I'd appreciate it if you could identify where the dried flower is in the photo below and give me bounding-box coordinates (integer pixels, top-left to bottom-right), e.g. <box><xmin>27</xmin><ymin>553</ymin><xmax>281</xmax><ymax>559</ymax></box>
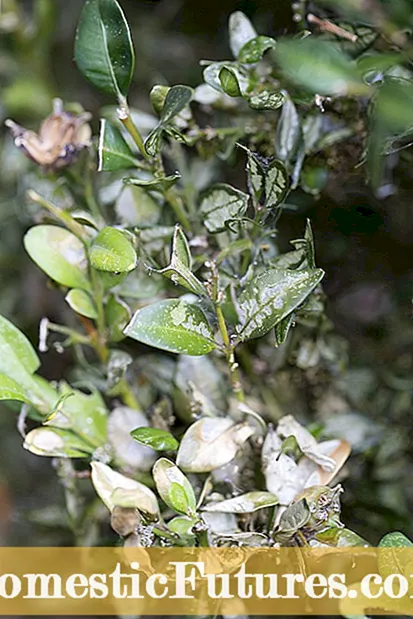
<box><xmin>5</xmin><ymin>98</ymin><xmax>92</xmax><ymax>170</ymax></box>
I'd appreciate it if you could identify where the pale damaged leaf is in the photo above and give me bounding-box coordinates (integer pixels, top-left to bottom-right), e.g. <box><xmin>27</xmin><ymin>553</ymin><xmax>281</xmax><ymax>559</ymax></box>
<box><xmin>177</xmin><ymin>417</ymin><xmax>255</xmax><ymax>473</ymax></box>
<box><xmin>91</xmin><ymin>461</ymin><xmax>160</xmax><ymax>517</ymax></box>
<box><xmin>200</xmin><ymin>183</ymin><xmax>249</xmax><ymax>233</ymax></box>
<box><xmin>203</xmin><ymin>491</ymin><xmax>278</xmax><ymax>513</ymax></box>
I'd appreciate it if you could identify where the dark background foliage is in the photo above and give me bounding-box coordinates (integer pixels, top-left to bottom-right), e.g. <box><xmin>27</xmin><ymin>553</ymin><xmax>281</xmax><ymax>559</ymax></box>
<box><xmin>1</xmin><ymin>0</ymin><xmax>413</xmax><ymax>546</ymax></box>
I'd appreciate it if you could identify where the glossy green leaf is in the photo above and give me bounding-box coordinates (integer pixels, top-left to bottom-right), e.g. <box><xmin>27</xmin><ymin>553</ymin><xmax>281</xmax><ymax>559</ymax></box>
<box><xmin>152</xmin><ymin>457</ymin><xmax>197</xmax><ymax>515</ymax></box>
<box><xmin>98</xmin><ymin>119</ymin><xmax>138</xmax><ymax>171</ymax></box>
<box><xmin>219</xmin><ymin>66</ymin><xmax>242</xmax><ymax>97</ymax></box>
<box><xmin>248</xmin><ymin>90</ymin><xmax>284</xmax><ymax>110</ymax></box>
<box><xmin>124</xmin><ymin>173</ymin><xmax>181</xmax><ymax>192</ymax></box>
<box><xmin>274</xmin><ymin>312</ymin><xmax>295</xmax><ymax>346</ymax></box>
<box><xmin>24</xmin><ymin>427</ymin><xmax>93</xmax><ymax>458</ymax></box>
<box><xmin>275</xmin><ymin>38</ymin><xmax>363</xmax><ymax>96</ymax></box>
<box><xmin>200</xmin><ymin>183</ymin><xmax>249</xmax><ymax>233</ymax></box>
<box><xmin>228</xmin><ymin>11</ymin><xmax>257</xmax><ymax>58</ymax></box>
<box><xmin>124</xmin><ymin>299</ymin><xmax>215</xmax><ymax>356</ymax></box>
<box><xmin>74</xmin><ymin>0</ymin><xmax>135</xmax><ymax>99</ymax></box>
<box><xmin>0</xmin><ymin>374</ymin><xmax>30</xmax><ymax>404</ymax></box>
<box><xmin>24</xmin><ymin>225</ymin><xmax>90</xmax><ymax>290</ymax></box>
<box><xmin>152</xmin><ymin>225</ymin><xmax>207</xmax><ymax>297</ymax></box>
<box><xmin>65</xmin><ymin>289</ymin><xmax>98</xmax><ymax>319</ymax></box>
<box><xmin>144</xmin><ymin>86</ymin><xmax>193</xmax><ymax>156</ymax></box>
<box><xmin>90</xmin><ymin>227</ymin><xmax>137</xmax><ymax>273</ymax></box>
<box><xmin>264</xmin><ymin>159</ymin><xmax>289</xmax><ymax>209</ymax></box>
<box><xmin>131</xmin><ymin>427</ymin><xmax>179</xmax><ymax>451</ymax></box>
<box><xmin>203</xmin><ymin>491</ymin><xmax>278</xmax><ymax>513</ymax></box>
<box><xmin>160</xmin><ymin>85</ymin><xmax>193</xmax><ymax>124</ymax></box>
<box><xmin>379</xmin><ymin>532</ymin><xmax>413</xmax><ymax>548</ymax></box>
<box><xmin>0</xmin><ymin>314</ymin><xmax>40</xmax><ymax>377</ymax></box>
<box><xmin>237</xmin><ymin>268</ymin><xmax>324</xmax><ymax>340</ymax></box>
<box><xmin>238</xmin><ymin>36</ymin><xmax>276</xmax><ymax>63</ymax></box>
<box><xmin>105</xmin><ymin>294</ymin><xmax>131</xmax><ymax>342</ymax></box>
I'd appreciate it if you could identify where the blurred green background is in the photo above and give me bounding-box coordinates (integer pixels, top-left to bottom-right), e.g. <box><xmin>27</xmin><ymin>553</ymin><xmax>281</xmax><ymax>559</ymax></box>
<box><xmin>1</xmin><ymin>0</ymin><xmax>413</xmax><ymax>546</ymax></box>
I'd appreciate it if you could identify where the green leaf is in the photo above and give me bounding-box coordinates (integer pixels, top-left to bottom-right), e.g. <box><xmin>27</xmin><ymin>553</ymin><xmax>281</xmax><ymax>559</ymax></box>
<box><xmin>203</xmin><ymin>62</ymin><xmax>249</xmax><ymax>96</ymax></box>
<box><xmin>238</xmin><ymin>36</ymin><xmax>276</xmax><ymax>63</ymax></box>
<box><xmin>124</xmin><ymin>173</ymin><xmax>181</xmax><ymax>192</ymax></box>
<box><xmin>65</xmin><ymin>289</ymin><xmax>98</xmax><ymax>319</ymax></box>
<box><xmin>24</xmin><ymin>427</ymin><xmax>93</xmax><ymax>458</ymax></box>
<box><xmin>131</xmin><ymin>427</ymin><xmax>179</xmax><ymax>451</ymax></box>
<box><xmin>144</xmin><ymin>86</ymin><xmax>193</xmax><ymax>156</ymax></box>
<box><xmin>44</xmin><ymin>382</ymin><xmax>108</xmax><ymax>447</ymax></box>
<box><xmin>105</xmin><ymin>294</ymin><xmax>131</xmax><ymax>342</ymax></box>
<box><xmin>152</xmin><ymin>457</ymin><xmax>197</xmax><ymax>515</ymax></box>
<box><xmin>144</xmin><ymin>128</ymin><xmax>163</xmax><ymax>157</ymax></box>
<box><xmin>124</xmin><ymin>299</ymin><xmax>216</xmax><ymax>356</ymax></box>
<box><xmin>375</xmin><ymin>79</ymin><xmax>413</xmax><ymax>132</ymax></box>
<box><xmin>379</xmin><ymin>532</ymin><xmax>413</xmax><ymax>548</ymax></box>
<box><xmin>264</xmin><ymin>159</ymin><xmax>289</xmax><ymax>209</ymax></box>
<box><xmin>248</xmin><ymin>90</ymin><xmax>284</xmax><ymax>110</ymax></box>
<box><xmin>98</xmin><ymin>120</ymin><xmax>138</xmax><ymax>171</ymax></box>
<box><xmin>237</xmin><ymin>268</ymin><xmax>324</xmax><ymax>340</ymax></box>
<box><xmin>200</xmin><ymin>183</ymin><xmax>249</xmax><ymax>233</ymax></box>
<box><xmin>24</xmin><ymin>225</ymin><xmax>90</xmax><ymax>290</ymax></box>
<box><xmin>228</xmin><ymin>11</ymin><xmax>257</xmax><ymax>58</ymax></box>
<box><xmin>219</xmin><ymin>67</ymin><xmax>242</xmax><ymax>97</ymax></box>
<box><xmin>203</xmin><ymin>491</ymin><xmax>278</xmax><ymax>513</ymax></box>
<box><xmin>275</xmin><ymin>38</ymin><xmax>363</xmax><ymax>96</ymax></box>
<box><xmin>0</xmin><ymin>374</ymin><xmax>30</xmax><ymax>404</ymax></box>
<box><xmin>151</xmin><ymin>225</ymin><xmax>208</xmax><ymax>297</ymax></box>
<box><xmin>74</xmin><ymin>0</ymin><xmax>135</xmax><ymax>99</ymax></box>
<box><xmin>0</xmin><ymin>314</ymin><xmax>40</xmax><ymax>377</ymax></box>
<box><xmin>274</xmin><ymin>312</ymin><xmax>295</xmax><ymax>346</ymax></box>
<box><xmin>90</xmin><ymin>227</ymin><xmax>137</xmax><ymax>273</ymax></box>
<box><xmin>160</xmin><ymin>85</ymin><xmax>194</xmax><ymax>124</ymax></box>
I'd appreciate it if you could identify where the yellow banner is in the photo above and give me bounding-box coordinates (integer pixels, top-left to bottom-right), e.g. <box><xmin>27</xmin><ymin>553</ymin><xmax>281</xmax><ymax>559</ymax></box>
<box><xmin>0</xmin><ymin>547</ymin><xmax>412</xmax><ymax>614</ymax></box>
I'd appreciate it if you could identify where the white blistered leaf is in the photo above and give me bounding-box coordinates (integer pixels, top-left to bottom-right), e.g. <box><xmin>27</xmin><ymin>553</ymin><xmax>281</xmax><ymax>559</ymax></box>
<box><xmin>202</xmin><ymin>491</ymin><xmax>278</xmax><ymax>513</ymax></box>
<box><xmin>277</xmin><ymin>415</ymin><xmax>336</xmax><ymax>472</ymax></box>
<box><xmin>108</xmin><ymin>407</ymin><xmax>156</xmax><ymax>471</ymax></box>
<box><xmin>91</xmin><ymin>461</ymin><xmax>159</xmax><ymax>517</ymax></box>
<box><xmin>228</xmin><ymin>12</ymin><xmax>258</xmax><ymax>58</ymax></box>
<box><xmin>177</xmin><ymin>417</ymin><xmax>255</xmax><ymax>473</ymax></box>
<box><xmin>262</xmin><ymin>426</ymin><xmax>303</xmax><ymax>504</ymax></box>
<box><xmin>300</xmin><ymin>439</ymin><xmax>351</xmax><ymax>487</ymax></box>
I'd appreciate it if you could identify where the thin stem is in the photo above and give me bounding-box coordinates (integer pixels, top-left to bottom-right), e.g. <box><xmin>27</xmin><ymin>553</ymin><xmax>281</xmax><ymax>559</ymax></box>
<box><xmin>164</xmin><ymin>188</ymin><xmax>191</xmax><ymax>231</ymax></box>
<box><xmin>118</xmin><ymin>102</ymin><xmax>150</xmax><ymax>162</ymax></box>
<box><xmin>27</xmin><ymin>190</ymin><xmax>88</xmax><ymax>241</ymax></box>
<box><xmin>215</xmin><ymin>304</ymin><xmax>245</xmax><ymax>403</ymax></box>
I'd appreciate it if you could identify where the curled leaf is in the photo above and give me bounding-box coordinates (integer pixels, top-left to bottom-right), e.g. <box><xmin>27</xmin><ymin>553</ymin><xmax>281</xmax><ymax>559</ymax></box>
<box><xmin>91</xmin><ymin>461</ymin><xmax>160</xmax><ymax>517</ymax></box>
<box><xmin>177</xmin><ymin>417</ymin><xmax>255</xmax><ymax>473</ymax></box>
<box><xmin>203</xmin><ymin>491</ymin><xmax>278</xmax><ymax>514</ymax></box>
<box><xmin>152</xmin><ymin>458</ymin><xmax>197</xmax><ymax>516</ymax></box>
